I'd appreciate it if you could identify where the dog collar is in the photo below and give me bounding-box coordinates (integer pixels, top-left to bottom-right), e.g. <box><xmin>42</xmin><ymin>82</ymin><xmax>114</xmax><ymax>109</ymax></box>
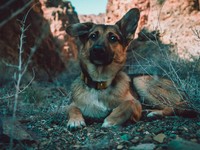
<box><xmin>81</xmin><ymin>72</ymin><xmax>109</xmax><ymax>90</ymax></box>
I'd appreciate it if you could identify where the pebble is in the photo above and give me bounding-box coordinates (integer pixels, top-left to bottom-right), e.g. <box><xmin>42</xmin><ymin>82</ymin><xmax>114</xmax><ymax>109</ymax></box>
<box><xmin>117</xmin><ymin>144</ymin><xmax>123</xmax><ymax>149</ymax></box>
<box><xmin>178</xmin><ymin>126</ymin><xmax>188</xmax><ymax>132</ymax></box>
<box><xmin>153</xmin><ymin>128</ymin><xmax>163</xmax><ymax>134</ymax></box>
<box><xmin>190</xmin><ymin>138</ymin><xmax>197</xmax><ymax>142</ymax></box>
<box><xmin>131</xmin><ymin>136</ymin><xmax>140</xmax><ymax>144</ymax></box>
<box><xmin>48</xmin><ymin>128</ymin><xmax>53</xmax><ymax>132</ymax></box>
<box><xmin>169</xmin><ymin>133</ymin><xmax>177</xmax><ymax>139</ymax></box>
<box><xmin>120</xmin><ymin>133</ymin><xmax>132</xmax><ymax>141</ymax></box>
<box><xmin>137</xmin><ymin>127</ymin><xmax>144</xmax><ymax>132</ymax></box>
<box><xmin>143</xmin><ymin>135</ymin><xmax>153</xmax><ymax>143</ymax></box>
<box><xmin>144</xmin><ymin>131</ymin><xmax>150</xmax><ymax>135</ymax></box>
<box><xmin>153</xmin><ymin>133</ymin><xmax>166</xmax><ymax>143</ymax></box>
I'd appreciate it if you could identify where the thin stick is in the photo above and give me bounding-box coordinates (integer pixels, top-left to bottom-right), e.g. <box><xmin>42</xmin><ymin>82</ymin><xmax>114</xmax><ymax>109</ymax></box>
<box><xmin>9</xmin><ymin>2</ymin><xmax>39</xmax><ymax>149</ymax></box>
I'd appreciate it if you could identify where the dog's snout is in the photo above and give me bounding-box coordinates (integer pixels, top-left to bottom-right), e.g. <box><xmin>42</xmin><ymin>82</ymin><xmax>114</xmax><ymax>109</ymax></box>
<box><xmin>93</xmin><ymin>45</ymin><xmax>105</xmax><ymax>54</ymax></box>
<box><xmin>90</xmin><ymin>45</ymin><xmax>114</xmax><ymax>66</ymax></box>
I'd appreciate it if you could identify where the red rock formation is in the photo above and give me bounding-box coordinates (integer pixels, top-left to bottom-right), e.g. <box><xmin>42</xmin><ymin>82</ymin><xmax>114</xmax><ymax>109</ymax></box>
<box><xmin>106</xmin><ymin>0</ymin><xmax>200</xmax><ymax>59</ymax></box>
<box><xmin>106</xmin><ymin>0</ymin><xmax>150</xmax><ymax>38</ymax></box>
<box><xmin>146</xmin><ymin>0</ymin><xmax>200</xmax><ymax>59</ymax></box>
<box><xmin>79</xmin><ymin>13</ymin><xmax>105</xmax><ymax>24</ymax></box>
<box><xmin>0</xmin><ymin>0</ymin><xmax>64</xmax><ymax>81</ymax></box>
<box><xmin>40</xmin><ymin>0</ymin><xmax>80</xmax><ymax>60</ymax></box>
<box><xmin>0</xmin><ymin>0</ymin><xmax>80</xmax><ymax>81</ymax></box>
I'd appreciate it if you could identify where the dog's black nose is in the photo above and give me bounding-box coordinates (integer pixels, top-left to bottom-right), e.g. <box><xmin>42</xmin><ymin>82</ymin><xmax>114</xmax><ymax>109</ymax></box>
<box><xmin>93</xmin><ymin>45</ymin><xmax>105</xmax><ymax>55</ymax></box>
<box><xmin>90</xmin><ymin>45</ymin><xmax>114</xmax><ymax>66</ymax></box>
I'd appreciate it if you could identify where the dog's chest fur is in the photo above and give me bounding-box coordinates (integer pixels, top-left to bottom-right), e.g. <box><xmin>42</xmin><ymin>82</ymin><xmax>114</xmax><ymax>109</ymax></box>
<box><xmin>72</xmin><ymin>81</ymin><xmax>111</xmax><ymax>118</ymax></box>
<box><xmin>71</xmin><ymin>71</ymin><xmax>133</xmax><ymax>119</ymax></box>
<box><xmin>79</xmin><ymin>88</ymin><xmax>111</xmax><ymax>118</ymax></box>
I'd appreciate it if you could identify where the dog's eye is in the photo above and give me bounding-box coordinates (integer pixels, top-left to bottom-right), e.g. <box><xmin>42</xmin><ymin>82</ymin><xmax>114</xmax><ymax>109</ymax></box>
<box><xmin>89</xmin><ymin>33</ymin><xmax>98</xmax><ymax>41</ymax></box>
<box><xmin>109</xmin><ymin>35</ymin><xmax>118</xmax><ymax>43</ymax></box>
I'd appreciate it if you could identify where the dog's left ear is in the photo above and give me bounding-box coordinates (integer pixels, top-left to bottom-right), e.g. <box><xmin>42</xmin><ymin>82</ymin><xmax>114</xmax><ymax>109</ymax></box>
<box><xmin>66</xmin><ymin>22</ymin><xmax>94</xmax><ymax>43</ymax></box>
<box><xmin>66</xmin><ymin>22</ymin><xmax>94</xmax><ymax>37</ymax></box>
<box><xmin>116</xmin><ymin>8</ymin><xmax>140</xmax><ymax>44</ymax></box>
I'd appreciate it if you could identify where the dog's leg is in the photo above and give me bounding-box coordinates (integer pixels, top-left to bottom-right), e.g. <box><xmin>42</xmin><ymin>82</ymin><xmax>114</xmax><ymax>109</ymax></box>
<box><xmin>145</xmin><ymin>107</ymin><xmax>175</xmax><ymax>118</ymax></box>
<box><xmin>67</xmin><ymin>103</ymin><xmax>86</xmax><ymax>130</ymax></box>
<box><xmin>102</xmin><ymin>100</ymin><xmax>142</xmax><ymax>127</ymax></box>
<box><xmin>146</xmin><ymin>104</ymin><xmax>197</xmax><ymax>118</ymax></box>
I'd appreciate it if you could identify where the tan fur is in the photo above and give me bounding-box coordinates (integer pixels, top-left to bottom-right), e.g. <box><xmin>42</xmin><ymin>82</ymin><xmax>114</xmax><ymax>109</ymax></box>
<box><xmin>133</xmin><ymin>75</ymin><xmax>195</xmax><ymax>117</ymax></box>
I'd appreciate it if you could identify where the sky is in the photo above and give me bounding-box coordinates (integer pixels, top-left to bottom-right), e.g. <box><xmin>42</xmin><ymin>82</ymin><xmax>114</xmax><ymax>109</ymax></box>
<box><xmin>70</xmin><ymin>0</ymin><xmax>107</xmax><ymax>15</ymax></box>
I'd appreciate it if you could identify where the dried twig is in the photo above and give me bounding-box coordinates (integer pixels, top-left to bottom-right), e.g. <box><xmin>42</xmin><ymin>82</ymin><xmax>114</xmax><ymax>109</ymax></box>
<box><xmin>8</xmin><ymin>3</ymin><xmax>38</xmax><ymax>149</ymax></box>
<box><xmin>0</xmin><ymin>0</ymin><xmax>33</xmax><ymax>28</ymax></box>
<box><xmin>0</xmin><ymin>69</ymin><xmax>35</xmax><ymax>100</ymax></box>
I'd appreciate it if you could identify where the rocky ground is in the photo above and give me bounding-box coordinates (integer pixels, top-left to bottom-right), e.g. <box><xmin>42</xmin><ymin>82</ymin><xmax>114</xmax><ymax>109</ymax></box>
<box><xmin>0</xmin><ymin>81</ymin><xmax>200</xmax><ymax>150</ymax></box>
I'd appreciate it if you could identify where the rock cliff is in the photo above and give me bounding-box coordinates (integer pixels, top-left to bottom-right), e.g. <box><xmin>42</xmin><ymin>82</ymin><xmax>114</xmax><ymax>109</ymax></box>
<box><xmin>0</xmin><ymin>0</ymin><xmax>80</xmax><ymax>82</ymax></box>
<box><xmin>106</xmin><ymin>0</ymin><xmax>200</xmax><ymax>59</ymax></box>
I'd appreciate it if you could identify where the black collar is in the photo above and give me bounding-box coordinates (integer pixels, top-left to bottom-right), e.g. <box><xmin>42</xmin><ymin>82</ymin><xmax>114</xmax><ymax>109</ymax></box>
<box><xmin>81</xmin><ymin>72</ymin><xmax>109</xmax><ymax>90</ymax></box>
<box><xmin>80</xmin><ymin>63</ymin><xmax>110</xmax><ymax>90</ymax></box>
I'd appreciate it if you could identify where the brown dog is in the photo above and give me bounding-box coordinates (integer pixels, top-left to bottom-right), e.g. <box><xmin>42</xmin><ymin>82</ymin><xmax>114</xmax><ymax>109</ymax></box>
<box><xmin>66</xmin><ymin>8</ymin><xmax>142</xmax><ymax>130</ymax></box>
<box><xmin>66</xmin><ymin>8</ymin><xmax>196</xmax><ymax>130</ymax></box>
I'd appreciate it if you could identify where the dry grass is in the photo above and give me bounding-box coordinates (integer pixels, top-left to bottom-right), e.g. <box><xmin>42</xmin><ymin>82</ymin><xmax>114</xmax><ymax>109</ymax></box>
<box><xmin>126</xmin><ymin>28</ymin><xmax>200</xmax><ymax>112</ymax></box>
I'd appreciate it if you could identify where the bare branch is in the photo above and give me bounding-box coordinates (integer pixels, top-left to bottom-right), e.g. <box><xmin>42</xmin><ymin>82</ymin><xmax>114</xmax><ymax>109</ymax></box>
<box><xmin>0</xmin><ymin>0</ymin><xmax>33</xmax><ymax>28</ymax></box>
<box><xmin>0</xmin><ymin>69</ymin><xmax>35</xmax><ymax>100</ymax></box>
<box><xmin>2</xmin><ymin>60</ymin><xmax>18</xmax><ymax>69</ymax></box>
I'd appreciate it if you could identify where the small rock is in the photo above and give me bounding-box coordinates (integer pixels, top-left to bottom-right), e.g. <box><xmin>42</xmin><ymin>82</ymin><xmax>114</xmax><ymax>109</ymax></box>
<box><xmin>153</xmin><ymin>133</ymin><xmax>166</xmax><ymax>143</ymax></box>
<box><xmin>190</xmin><ymin>139</ymin><xmax>197</xmax><ymax>143</ymax></box>
<box><xmin>169</xmin><ymin>133</ymin><xmax>177</xmax><ymax>139</ymax></box>
<box><xmin>143</xmin><ymin>135</ymin><xmax>152</xmax><ymax>143</ymax></box>
<box><xmin>120</xmin><ymin>133</ymin><xmax>132</xmax><ymax>141</ymax></box>
<box><xmin>131</xmin><ymin>136</ymin><xmax>140</xmax><ymax>144</ymax></box>
<box><xmin>137</xmin><ymin>127</ymin><xmax>144</xmax><ymax>132</ymax></box>
<box><xmin>117</xmin><ymin>144</ymin><xmax>123</xmax><ymax>149</ymax></box>
<box><xmin>178</xmin><ymin>126</ymin><xmax>188</xmax><ymax>132</ymax></box>
<box><xmin>48</xmin><ymin>128</ymin><xmax>53</xmax><ymax>132</ymax></box>
<box><xmin>129</xmin><ymin>143</ymin><xmax>156</xmax><ymax>150</ymax></box>
<box><xmin>153</xmin><ymin>128</ymin><xmax>163</xmax><ymax>134</ymax></box>
<box><xmin>144</xmin><ymin>131</ymin><xmax>150</xmax><ymax>135</ymax></box>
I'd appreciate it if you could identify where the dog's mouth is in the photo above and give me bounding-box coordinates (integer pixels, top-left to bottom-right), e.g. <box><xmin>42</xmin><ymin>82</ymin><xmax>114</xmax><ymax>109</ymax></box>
<box><xmin>89</xmin><ymin>45</ymin><xmax>114</xmax><ymax>66</ymax></box>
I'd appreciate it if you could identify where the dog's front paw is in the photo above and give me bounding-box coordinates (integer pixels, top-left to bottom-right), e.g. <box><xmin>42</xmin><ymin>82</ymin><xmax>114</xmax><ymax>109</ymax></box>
<box><xmin>102</xmin><ymin>119</ymin><xmax>116</xmax><ymax>128</ymax></box>
<box><xmin>67</xmin><ymin>118</ymin><xmax>86</xmax><ymax>130</ymax></box>
<box><xmin>147</xmin><ymin>111</ymin><xmax>163</xmax><ymax>118</ymax></box>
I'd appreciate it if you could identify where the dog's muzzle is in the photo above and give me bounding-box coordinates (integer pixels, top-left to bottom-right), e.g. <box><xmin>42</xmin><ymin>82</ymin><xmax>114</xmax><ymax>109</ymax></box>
<box><xmin>89</xmin><ymin>45</ymin><xmax>114</xmax><ymax>65</ymax></box>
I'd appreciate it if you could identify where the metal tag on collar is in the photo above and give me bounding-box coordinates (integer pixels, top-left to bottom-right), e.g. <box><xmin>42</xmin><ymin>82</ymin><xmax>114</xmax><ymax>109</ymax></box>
<box><xmin>97</xmin><ymin>82</ymin><xmax>107</xmax><ymax>90</ymax></box>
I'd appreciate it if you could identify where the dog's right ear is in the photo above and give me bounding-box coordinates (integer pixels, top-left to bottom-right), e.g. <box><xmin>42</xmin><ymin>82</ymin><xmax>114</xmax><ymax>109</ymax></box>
<box><xmin>66</xmin><ymin>22</ymin><xmax>94</xmax><ymax>42</ymax></box>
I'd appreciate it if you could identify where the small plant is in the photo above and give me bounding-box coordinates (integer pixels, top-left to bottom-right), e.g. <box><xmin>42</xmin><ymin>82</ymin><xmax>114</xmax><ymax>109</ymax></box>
<box><xmin>1</xmin><ymin>3</ymin><xmax>43</xmax><ymax>148</ymax></box>
<box><xmin>7</xmin><ymin>9</ymin><xmax>36</xmax><ymax>149</ymax></box>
